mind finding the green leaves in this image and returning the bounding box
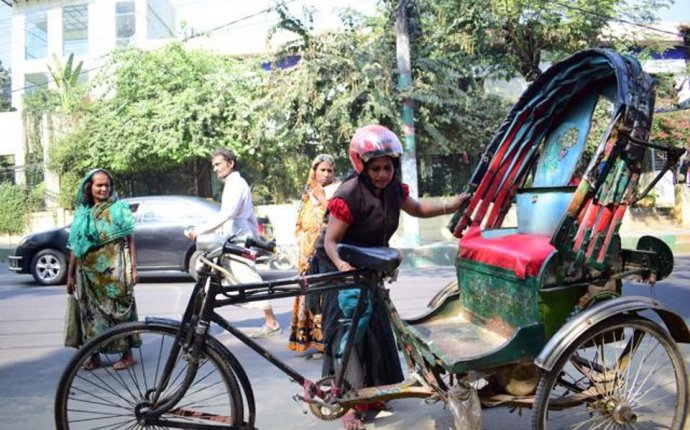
[0,183,33,234]
[0,61,11,112]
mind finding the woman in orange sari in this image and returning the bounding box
[288,154,337,355]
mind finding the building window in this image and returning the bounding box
[25,9,48,60]
[116,2,136,47]
[63,4,89,56]
[147,0,175,40]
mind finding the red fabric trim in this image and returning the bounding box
[458,227,555,279]
[328,198,353,224]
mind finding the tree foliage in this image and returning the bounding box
[261,1,509,192]
[651,73,690,151]
[51,6,510,202]
[50,44,280,201]
[0,60,10,112]
[0,183,32,234]
[48,0,679,205]
[420,0,673,81]
[47,53,88,116]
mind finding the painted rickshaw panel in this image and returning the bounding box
[408,49,681,377]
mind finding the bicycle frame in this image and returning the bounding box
[137,249,426,426]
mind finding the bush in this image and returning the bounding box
[29,182,45,211]
[0,183,31,234]
[58,171,81,209]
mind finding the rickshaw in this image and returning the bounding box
[55,48,689,429]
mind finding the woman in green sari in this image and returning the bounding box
[66,169,140,370]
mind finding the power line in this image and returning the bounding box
[551,0,689,41]
[7,1,689,95]
[182,0,295,41]
[9,3,287,94]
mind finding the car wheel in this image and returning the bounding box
[187,250,204,281]
[31,249,68,285]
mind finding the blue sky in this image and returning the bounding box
[658,1,690,22]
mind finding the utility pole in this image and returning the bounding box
[396,0,421,246]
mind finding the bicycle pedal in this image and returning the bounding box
[424,393,443,405]
[292,394,308,415]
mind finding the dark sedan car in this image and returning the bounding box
[8,195,220,285]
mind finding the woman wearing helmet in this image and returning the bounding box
[314,124,469,429]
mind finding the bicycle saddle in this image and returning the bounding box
[337,244,402,272]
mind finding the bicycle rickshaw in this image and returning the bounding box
[55,48,689,429]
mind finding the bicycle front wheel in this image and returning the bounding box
[532,315,688,430]
[55,321,244,429]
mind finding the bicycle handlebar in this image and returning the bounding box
[245,236,276,253]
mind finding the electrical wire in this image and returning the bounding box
[6,0,689,95]
[8,2,291,94]
[550,0,689,41]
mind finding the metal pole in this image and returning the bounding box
[396,0,420,246]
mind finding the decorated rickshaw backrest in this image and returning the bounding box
[449,48,655,276]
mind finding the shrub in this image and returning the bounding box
[0,183,31,234]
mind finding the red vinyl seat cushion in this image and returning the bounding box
[458,227,556,279]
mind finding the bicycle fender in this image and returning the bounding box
[143,317,257,428]
[534,296,690,372]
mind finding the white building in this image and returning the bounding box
[7,0,175,108]
[0,0,176,192]
[0,0,375,190]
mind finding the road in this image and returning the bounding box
[0,258,688,430]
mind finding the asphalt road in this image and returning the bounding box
[0,258,688,430]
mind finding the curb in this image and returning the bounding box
[620,230,690,256]
[400,243,456,268]
[399,230,690,268]
[0,246,10,264]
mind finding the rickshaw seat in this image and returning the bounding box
[458,227,555,279]
[337,244,402,272]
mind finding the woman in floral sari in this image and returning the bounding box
[288,154,337,355]
[66,169,140,370]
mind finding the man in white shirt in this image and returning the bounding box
[186,149,282,337]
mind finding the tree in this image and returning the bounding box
[47,53,86,115]
[49,44,281,203]
[408,0,673,82]
[0,60,11,112]
[260,2,508,195]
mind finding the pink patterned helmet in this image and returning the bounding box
[348,124,403,173]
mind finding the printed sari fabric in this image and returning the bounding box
[75,237,140,353]
[288,187,327,353]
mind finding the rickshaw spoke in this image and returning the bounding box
[532,316,687,430]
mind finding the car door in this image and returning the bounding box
[134,200,189,270]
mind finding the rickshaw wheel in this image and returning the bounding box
[532,315,688,430]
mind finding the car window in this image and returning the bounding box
[139,200,216,224]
